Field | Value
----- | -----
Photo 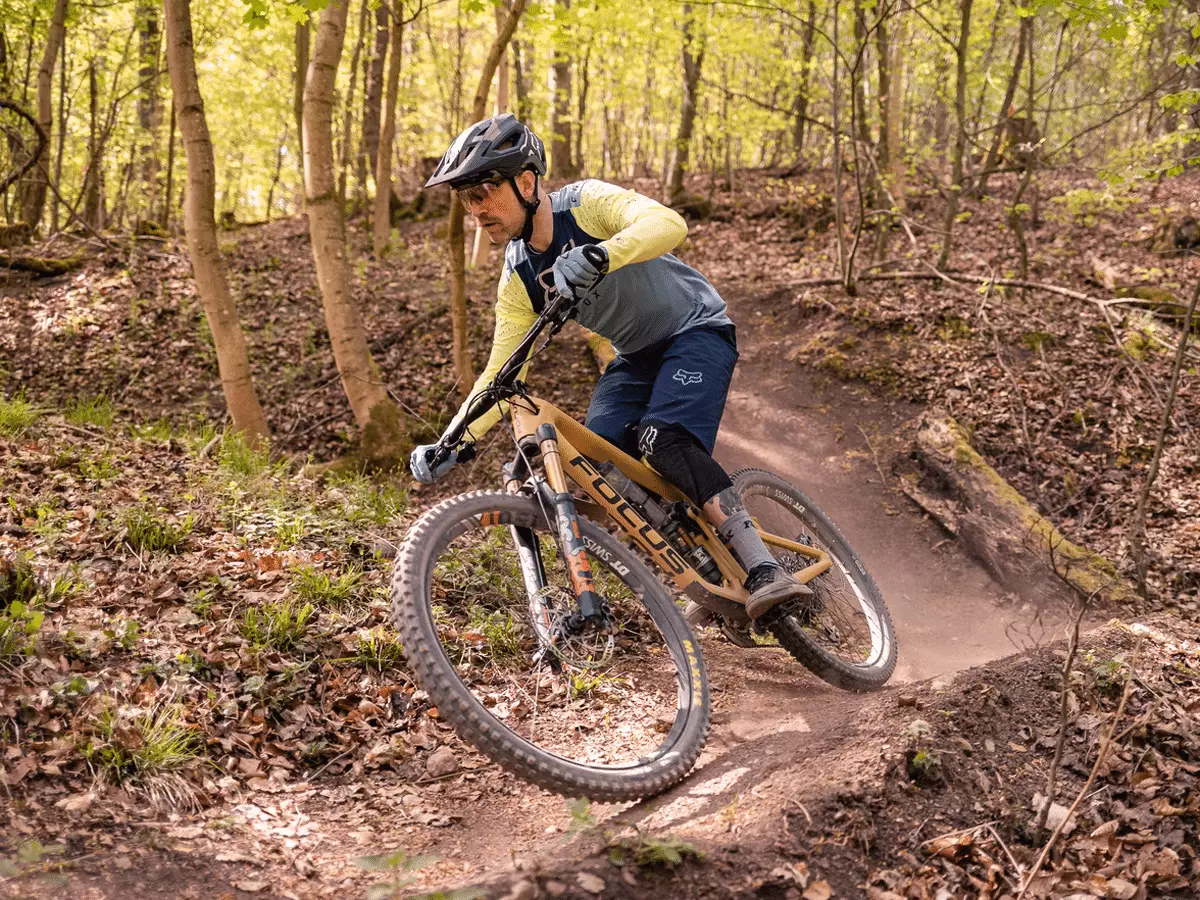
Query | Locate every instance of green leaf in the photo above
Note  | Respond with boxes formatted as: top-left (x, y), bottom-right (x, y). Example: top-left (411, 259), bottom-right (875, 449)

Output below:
top-left (1099, 21), bottom-right (1127, 42)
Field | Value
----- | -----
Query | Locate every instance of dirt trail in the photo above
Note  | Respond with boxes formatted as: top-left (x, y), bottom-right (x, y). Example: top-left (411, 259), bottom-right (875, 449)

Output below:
top-left (391, 358), bottom-right (1077, 894)
top-left (718, 365), bottom-right (1051, 682)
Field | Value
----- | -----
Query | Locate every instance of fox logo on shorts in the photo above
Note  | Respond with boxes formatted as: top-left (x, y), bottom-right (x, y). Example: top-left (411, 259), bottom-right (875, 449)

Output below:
top-left (673, 369), bottom-right (703, 386)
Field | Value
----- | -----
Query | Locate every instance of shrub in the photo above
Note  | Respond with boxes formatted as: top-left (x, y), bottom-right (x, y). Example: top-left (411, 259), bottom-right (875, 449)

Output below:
top-left (82, 703), bottom-right (200, 782)
top-left (0, 601), bottom-right (44, 666)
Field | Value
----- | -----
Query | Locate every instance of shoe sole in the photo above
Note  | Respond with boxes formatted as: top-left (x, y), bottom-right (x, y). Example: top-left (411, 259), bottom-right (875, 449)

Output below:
top-left (746, 579), bottom-right (814, 620)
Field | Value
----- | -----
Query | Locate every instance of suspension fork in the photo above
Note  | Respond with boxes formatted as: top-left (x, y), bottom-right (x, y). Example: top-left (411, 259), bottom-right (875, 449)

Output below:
top-left (504, 446), bottom-right (554, 645)
top-left (535, 424), bottom-right (607, 624)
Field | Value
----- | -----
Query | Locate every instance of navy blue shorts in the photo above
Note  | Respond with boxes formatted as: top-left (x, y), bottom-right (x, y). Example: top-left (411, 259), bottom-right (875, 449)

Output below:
top-left (584, 324), bottom-right (738, 457)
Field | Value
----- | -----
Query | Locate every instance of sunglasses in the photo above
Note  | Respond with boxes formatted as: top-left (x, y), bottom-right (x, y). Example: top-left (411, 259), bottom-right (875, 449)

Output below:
top-left (458, 179), bottom-right (506, 206)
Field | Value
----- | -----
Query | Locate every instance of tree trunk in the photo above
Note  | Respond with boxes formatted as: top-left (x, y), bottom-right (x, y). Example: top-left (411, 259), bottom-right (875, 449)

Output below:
top-left (666, 2), bottom-right (704, 205)
top-left (575, 43), bottom-right (590, 175)
top-left (162, 100), bottom-right (176, 228)
top-left (338, 0), bottom-right (367, 208)
top-left (470, 1), bottom-right (512, 268)
top-left (163, 0), bottom-right (270, 442)
top-left (373, 8), bottom-right (404, 256)
top-left (446, 0), bottom-right (529, 400)
top-left (83, 58), bottom-right (103, 230)
top-left (852, 0), bottom-right (876, 214)
top-left (886, 3), bottom-right (906, 208)
top-left (874, 7), bottom-right (893, 260)
top-left (975, 7), bottom-right (1027, 198)
top-left (510, 38), bottom-right (530, 121)
top-left (137, 0), bottom-right (161, 227)
top-left (792, 0), bottom-right (818, 161)
top-left (21, 0), bottom-right (67, 230)
top-left (50, 32), bottom-right (68, 233)
top-left (911, 414), bottom-right (1134, 605)
top-left (831, 0), bottom-right (848, 279)
top-left (550, 0), bottom-right (576, 178)
top-left (305, 0), bottom-right (406, 463)
top-left (936, 0), bottom-right (973, 271)
top-left (361, 3), bottom-right (388, 176)
top-left (294, 20), bottom-right (309, 193)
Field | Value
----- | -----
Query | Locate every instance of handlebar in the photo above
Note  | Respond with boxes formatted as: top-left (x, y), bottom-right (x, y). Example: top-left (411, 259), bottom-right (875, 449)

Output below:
top-left (428, 288), bottom-right (575, 466)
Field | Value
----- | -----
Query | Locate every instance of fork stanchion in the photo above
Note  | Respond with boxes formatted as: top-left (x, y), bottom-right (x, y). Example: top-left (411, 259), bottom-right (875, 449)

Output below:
top-left (536, 424), bottom-right (605, 623)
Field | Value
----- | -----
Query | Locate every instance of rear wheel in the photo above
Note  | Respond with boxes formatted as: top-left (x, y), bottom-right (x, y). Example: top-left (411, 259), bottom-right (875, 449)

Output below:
top-left (732, 469), bottom-right (897, 691)
top-left (391, 490), bottom-right (710, 801)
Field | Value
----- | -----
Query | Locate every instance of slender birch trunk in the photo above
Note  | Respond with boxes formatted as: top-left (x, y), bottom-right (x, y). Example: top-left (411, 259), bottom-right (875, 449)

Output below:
top-left (305, 0), bottom-right (407, 462)
top-left (447, 0), bottom-right (529, 400)
top-left (666, 2), bottom-right (705, 205)
top-left (21, 0), bottom-right (67, 229)
top-left (937, 0), bottom-right (973, 271)
top-left (373, 6), bottom-right (404, 256)
top-left (163, 0), bottom-right (270, 442)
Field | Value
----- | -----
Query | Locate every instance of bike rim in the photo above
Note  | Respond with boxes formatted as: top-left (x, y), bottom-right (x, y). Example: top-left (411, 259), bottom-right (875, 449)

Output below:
top-left (741, 486), bottom-right (888, 668)
top-left (422, 508), bottom-right (699, 772)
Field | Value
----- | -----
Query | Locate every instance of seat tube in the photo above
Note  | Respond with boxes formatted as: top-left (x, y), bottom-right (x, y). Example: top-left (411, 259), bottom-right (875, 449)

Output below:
top-left (537, 424), bottom-right (605, 620)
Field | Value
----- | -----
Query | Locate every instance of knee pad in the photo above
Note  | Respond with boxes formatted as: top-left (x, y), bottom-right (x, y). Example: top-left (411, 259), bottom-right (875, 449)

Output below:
top-left (636, 419), bottom-right (732, 508)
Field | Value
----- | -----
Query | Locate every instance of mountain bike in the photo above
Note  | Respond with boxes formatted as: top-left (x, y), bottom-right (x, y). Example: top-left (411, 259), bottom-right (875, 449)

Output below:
top-left (390, 290), bottom-right (896, 801)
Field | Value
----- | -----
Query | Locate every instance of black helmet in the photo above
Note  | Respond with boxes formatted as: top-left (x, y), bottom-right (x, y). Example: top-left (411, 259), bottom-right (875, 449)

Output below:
top-left (425, 114), bottom-right (546, 190)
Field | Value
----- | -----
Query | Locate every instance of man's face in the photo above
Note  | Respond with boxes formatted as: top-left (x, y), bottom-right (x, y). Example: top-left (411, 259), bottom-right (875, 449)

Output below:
top-left (459, 172), bottom-right (534, 243)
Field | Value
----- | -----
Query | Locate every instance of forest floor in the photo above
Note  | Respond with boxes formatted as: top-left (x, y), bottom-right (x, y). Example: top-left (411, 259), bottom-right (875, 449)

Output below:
top-left (0, 168), bottom-right (1197, 899)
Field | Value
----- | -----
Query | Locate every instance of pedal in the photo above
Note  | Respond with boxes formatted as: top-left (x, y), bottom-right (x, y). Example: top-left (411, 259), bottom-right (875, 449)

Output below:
top-left (719, 621), bottom-right (760, 648)
top-left (684, 601), bottom-right (715, 629)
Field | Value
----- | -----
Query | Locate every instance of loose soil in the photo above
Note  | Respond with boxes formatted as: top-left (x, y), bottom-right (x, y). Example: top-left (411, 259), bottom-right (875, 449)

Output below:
top-left (2, 169), bottom-right (1197, 899)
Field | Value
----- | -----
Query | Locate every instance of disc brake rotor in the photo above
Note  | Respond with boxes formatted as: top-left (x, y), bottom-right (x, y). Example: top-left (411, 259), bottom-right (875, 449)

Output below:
top-left (533, 585), bottom-right (615, 671)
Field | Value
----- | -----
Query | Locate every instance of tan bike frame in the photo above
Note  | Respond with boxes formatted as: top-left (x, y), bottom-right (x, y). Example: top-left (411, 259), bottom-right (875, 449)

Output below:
top-left (508, 395), bottom-right (832, 622)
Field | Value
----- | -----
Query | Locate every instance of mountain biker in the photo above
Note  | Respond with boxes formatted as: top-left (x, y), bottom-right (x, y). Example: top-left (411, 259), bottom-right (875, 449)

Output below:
top-left (409, 113), bottom-right (812, 621)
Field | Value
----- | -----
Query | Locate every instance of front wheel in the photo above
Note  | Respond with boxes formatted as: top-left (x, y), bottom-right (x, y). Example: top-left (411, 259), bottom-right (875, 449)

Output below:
top-left (390, 491), bottom-right (710, 802)
top-left (732, 469), bottom-right (897, 691)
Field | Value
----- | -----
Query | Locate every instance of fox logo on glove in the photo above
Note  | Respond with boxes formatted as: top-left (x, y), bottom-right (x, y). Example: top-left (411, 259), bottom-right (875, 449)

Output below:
top-left (673, 369), bottom-right (703, 386)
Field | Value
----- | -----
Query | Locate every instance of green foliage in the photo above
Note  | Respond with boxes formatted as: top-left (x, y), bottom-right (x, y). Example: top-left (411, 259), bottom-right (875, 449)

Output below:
top-left (0, 839), bottom-right (68, 888)
top-left (274, 516), bottom-right (306, 549)
top-left (219, 432), bottom-right (275, 478)
top-left (239, 598), bottom-right (315, 651)
top-left (0, 601), bottom-right (45, 666)
top-left (291, 564), bottom-right (363, 608)
top-left (130, 418), bottom-right (174, 442)
top-left (64, 395), bottom-right (115, 429)
top-left (353, 626), bottom-right (405, 672)
top-left (569, 669), bottom-right (629, 697)
top-left (78, 447), bottom-right (121, 482)
top-left (354, 848), bottom-right (485, 900)
top-left (82, 703), bottom-right (200, 782)
top-left (121, 505), bottom-right (194, 553)
top-left (465, 604), bottom-right (524, 662)
top-left (607, 833), bottom-right (706, 869)
top-left (1048, 187), bottom-right (1135, 225)
top-left (1, 552), bottom-right (39, 607)
top-left (906, 747), bottom-right (943, 783)
top-left (0, 395), bottom-right (40, 436)
top-left (184, 421), bottom-right (221, 456)
top-left (564, 797), bottom-right (597, 839)
top-left (329, 473), bottom-right (408, 528)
